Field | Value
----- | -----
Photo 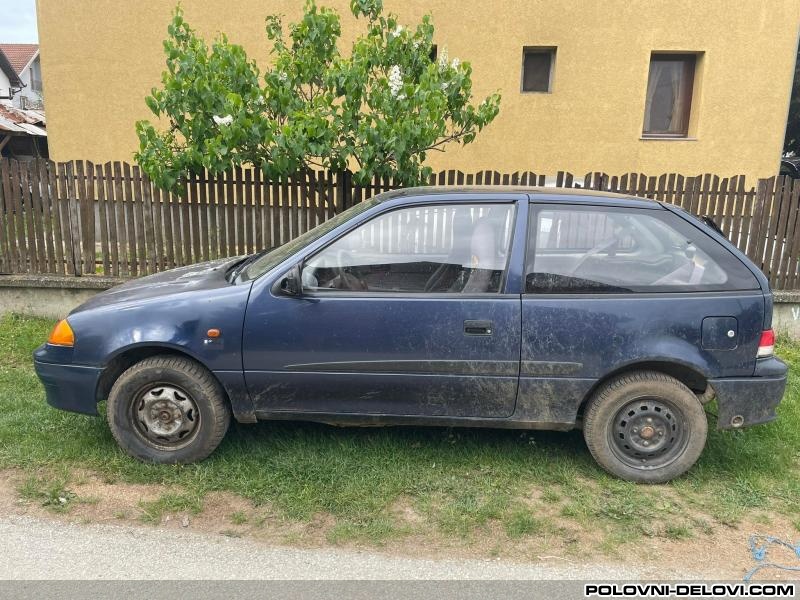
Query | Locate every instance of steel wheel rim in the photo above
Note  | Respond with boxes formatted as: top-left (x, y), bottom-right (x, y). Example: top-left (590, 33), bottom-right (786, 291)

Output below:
top-left (130, 384), bottom-right (201, 450)
top-left (608, 396), bottom-right (690, 470)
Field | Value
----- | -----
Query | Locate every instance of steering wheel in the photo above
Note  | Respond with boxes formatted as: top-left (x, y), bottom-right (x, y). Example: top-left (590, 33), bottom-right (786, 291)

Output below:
top-left (331, 249), bottom-right (368, 290)
top-left (568, 238), bottom-right (619, 277)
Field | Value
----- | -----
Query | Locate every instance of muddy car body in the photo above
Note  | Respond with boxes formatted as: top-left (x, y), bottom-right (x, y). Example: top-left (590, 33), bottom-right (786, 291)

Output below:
top-left (34, 187), bottom-right (788, 482)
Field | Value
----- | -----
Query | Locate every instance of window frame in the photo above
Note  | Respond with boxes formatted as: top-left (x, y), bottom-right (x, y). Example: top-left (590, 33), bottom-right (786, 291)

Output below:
top-left (520, 47), bottom-right (556, 94)
top-left (642, 53), bottom-right (697, 139)
top-left (523, 202), bottom-right (760, 296)
top-left (299, 200), bottom-right (519, 298)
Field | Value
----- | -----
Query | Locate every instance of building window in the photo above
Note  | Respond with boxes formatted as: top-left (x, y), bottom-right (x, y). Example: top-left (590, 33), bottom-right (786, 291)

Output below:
top-left (643, 53), bottom-right (697, 137)
top-left (521, 47), bottom-right (555, 93)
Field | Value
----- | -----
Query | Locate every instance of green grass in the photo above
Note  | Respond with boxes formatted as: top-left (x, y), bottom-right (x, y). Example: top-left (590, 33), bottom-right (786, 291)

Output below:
top-left (230, 511), bottom-right (248, 525)
top-left (18, 470), bottom-right (76, 512)
top-left (138, 491), bottom-right (204, 524)
top-left (1, 312), bottom-right (800, 552)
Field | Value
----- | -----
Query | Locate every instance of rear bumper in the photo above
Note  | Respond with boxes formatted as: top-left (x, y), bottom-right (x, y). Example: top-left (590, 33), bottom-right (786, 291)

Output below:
top-left (710, 357), bottom-right (788, 430)
top-left (33, 345), bottom-right (102, 416)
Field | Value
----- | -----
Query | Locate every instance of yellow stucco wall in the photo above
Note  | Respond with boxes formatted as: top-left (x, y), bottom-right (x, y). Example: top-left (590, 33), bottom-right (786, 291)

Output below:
top-left (37, 0), bottom-right (800, 181)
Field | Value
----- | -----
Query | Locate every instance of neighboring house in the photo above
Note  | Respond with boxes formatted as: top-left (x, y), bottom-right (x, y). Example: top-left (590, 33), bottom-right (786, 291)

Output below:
top-left (0, 103), bottom-right (47, 159)
top-left (0, 44), bottom-right (43, 109)
top-left (0, 48), bottom-right (22, 104)
top-left (36, 0), bottom-right (800, 180)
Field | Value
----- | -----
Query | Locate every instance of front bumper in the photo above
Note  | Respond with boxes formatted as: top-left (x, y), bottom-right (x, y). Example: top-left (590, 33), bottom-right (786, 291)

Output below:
top-left (710, 356), bottom-right (788, 430)
top-left (33, 344), bottom-right (102, 416)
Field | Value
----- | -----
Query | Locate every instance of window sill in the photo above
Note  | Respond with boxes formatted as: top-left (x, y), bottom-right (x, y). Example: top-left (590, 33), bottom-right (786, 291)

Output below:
top-left (640, 135), bottom-right (697, 141)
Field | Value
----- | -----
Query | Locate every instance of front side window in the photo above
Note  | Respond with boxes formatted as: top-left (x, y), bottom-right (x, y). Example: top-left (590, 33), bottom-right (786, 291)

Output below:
top-left (526, 206), bottom-right (758, 293)
top-left (643, 53), bottom-right (697, 137)
top-left (303, 203), bottom-right (515, 294)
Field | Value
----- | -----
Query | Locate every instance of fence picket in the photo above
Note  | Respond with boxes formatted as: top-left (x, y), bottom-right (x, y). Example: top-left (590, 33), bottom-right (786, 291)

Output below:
top-left (103, 163), bottom-right (119, 277)
top-left (56, 162), bottom-right (75, 275)
top-left (95, 163), bottom-right (110, 276)
top-left (37, 160), bottom-right (58, 274)
top-left (189, 172), bottom-right (201, 264)
top-left (28, 161), bottom-right (46, 272)
top-left (10, 160), bottom-right (29, 273)
top-left (141, 172), bottom-right (156, 275)
top-left (0, 160), bottom-right (13, 272)
top-left (64, 162), bottom-right (83, 276)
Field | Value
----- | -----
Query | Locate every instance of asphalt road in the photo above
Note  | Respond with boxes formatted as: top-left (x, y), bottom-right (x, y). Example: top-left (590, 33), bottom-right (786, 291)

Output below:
top-left (0, 514), bottom-right (661, 581)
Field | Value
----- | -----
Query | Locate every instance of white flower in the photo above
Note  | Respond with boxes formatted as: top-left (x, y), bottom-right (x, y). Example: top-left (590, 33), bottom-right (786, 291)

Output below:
top-left (412, 40), bottom-right (420, 50)
top-left (213, 114), bottom-right (233, 126)
top-left (388, 64), bottom-right (403, 96)
top-left (441, 82), bottom-right (449, 91)
top-left (277, 71), bottom-right (288, 82)
top-left (397, 93), bottom-right (406, 100)
top-left (391, 25), bottom-right (404, 38)
top-left (451, 58), bottom-right (460, 70)
top-left (438, 46), bottom-right (448, 70)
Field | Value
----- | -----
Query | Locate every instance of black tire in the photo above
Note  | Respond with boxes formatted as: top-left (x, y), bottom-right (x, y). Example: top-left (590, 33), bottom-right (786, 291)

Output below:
top-left (107, 355), bottom-right (230, 464)
top-left (583, 371), bottom-right (707, 483)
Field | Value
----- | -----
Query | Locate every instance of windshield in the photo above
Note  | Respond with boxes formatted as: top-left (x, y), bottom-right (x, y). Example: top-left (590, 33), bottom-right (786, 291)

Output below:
top-left (237, 197), bottom-right (383, 282)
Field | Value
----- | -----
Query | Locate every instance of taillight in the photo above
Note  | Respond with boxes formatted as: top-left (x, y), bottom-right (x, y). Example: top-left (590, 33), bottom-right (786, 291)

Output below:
top-left (757, 329), bottom-right (775, 358)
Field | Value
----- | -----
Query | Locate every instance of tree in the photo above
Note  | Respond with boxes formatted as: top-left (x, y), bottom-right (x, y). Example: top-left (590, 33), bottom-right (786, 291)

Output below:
top-left (136, 0), bottom-right (501, 191)
top-left (784, 41), bottom-right (800, 156)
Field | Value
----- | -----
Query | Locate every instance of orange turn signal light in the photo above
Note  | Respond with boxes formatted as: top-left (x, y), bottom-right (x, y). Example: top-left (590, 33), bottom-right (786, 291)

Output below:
top-left (48, 319), bottom-right (75, 347)
top-left (206, 328), bottom-right (221, 338)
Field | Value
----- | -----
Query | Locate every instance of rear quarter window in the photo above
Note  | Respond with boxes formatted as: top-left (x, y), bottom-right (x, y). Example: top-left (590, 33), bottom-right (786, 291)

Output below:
top-left (525, 205), bottom-right (759, 294)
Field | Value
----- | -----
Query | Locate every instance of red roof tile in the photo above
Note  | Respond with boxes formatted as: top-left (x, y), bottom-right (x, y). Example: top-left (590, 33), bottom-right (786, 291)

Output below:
top-left (0, 44), bottom-right (38, 75)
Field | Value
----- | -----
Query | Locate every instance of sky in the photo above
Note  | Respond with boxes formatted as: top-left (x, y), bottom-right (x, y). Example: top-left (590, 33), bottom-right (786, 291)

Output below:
top-left (0, 0), bottom-right (38, 43)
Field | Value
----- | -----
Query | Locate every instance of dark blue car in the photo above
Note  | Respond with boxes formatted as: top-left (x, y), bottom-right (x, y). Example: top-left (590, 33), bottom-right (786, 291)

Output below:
top-left (34, 187), bottom-right (787, 482)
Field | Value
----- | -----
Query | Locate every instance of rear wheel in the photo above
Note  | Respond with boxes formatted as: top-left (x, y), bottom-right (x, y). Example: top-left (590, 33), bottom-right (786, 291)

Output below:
top-left (107, 355), bottom-right (230, 464)
top-left (583, 371), bottom-right (707, 483)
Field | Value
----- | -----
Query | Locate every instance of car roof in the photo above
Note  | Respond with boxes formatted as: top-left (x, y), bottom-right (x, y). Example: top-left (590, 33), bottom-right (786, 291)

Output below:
top-left (376, 186), bottom-right (661, 209)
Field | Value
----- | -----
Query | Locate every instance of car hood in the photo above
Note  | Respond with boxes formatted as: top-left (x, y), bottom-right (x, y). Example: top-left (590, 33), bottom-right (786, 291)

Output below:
top-left (70, 257), bottom-right (245, 314)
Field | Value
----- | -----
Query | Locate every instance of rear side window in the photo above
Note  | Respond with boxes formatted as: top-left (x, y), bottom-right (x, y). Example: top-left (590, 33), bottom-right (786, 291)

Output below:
top-left (525, 205), bottom-right (759, 293)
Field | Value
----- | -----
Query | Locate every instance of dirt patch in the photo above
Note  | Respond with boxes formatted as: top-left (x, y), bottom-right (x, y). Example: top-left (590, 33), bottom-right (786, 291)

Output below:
top-left (0, 467), bottom-right (796, 580)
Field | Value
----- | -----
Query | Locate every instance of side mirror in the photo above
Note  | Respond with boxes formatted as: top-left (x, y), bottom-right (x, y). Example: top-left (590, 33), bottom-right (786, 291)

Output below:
top-left (278, 263), bottom-right (302, 297)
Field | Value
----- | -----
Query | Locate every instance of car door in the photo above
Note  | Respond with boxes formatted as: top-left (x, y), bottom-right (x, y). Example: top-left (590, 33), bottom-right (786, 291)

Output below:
top-left (518, 200), bottom-right (764, 426)
top-left (242, 198), bottom-right (523, 418)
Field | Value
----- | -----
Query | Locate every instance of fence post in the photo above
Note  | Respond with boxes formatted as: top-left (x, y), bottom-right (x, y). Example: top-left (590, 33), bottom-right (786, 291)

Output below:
top-left (337, 170), bottom-right (353, 210)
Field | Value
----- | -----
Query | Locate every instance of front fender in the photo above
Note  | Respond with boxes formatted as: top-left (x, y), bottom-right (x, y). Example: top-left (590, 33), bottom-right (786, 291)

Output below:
top-left (66, 285), bottom-right (250, 372)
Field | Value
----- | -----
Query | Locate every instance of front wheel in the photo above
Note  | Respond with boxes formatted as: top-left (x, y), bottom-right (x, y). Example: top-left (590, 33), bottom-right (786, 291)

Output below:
top-left (583, 371), bottom-right (707, 483)
top-left (107, 355), bottom-right (230, 464)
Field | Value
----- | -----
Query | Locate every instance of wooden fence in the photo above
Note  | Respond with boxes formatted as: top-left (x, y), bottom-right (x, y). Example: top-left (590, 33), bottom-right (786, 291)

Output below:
top-left (0, 158), bottom-right (799, 289)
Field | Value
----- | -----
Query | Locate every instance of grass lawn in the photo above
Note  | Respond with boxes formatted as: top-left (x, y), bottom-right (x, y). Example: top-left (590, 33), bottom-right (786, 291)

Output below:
top-left (1, 312), bottom-right (799, 553)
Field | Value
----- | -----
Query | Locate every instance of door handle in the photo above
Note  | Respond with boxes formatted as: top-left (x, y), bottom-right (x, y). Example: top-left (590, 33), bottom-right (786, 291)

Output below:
top-left (464, 320), bottom-right (493, 336)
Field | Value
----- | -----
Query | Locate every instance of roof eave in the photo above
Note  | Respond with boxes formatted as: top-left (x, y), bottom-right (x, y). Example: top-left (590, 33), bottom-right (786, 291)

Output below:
top-left (17, 49), bottom-right (39, 77)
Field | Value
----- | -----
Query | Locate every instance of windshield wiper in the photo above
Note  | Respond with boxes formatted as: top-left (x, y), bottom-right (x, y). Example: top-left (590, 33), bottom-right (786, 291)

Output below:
top-left (228, 248), bottom-right (273, 282)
